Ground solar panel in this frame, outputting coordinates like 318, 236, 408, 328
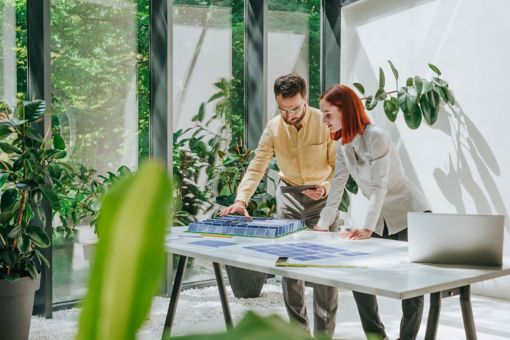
186, 215, 305, 238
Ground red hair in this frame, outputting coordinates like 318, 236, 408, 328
321, 85, 371, 144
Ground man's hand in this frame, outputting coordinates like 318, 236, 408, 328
348, 228, 373, 240
302, 185, 326, 201
219, 200, 250, 217
312, 225, 329, 232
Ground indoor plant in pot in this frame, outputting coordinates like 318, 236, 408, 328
0, 100, 65, 340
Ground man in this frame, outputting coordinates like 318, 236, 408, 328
219, 73, 338, 337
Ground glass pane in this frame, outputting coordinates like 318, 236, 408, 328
50, 0, 139, 304
172, 0, 243, 285
0, 0, 17, 105
267, 0, 320, 121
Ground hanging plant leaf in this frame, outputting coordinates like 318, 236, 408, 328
406, 77, 414, 87
338, 189, 350, 212
432, 77, 449, 87
420, 94, 438, 125
353, 82, 365, 95
378, 67, 385, 88
383, 98, 399, 122
365, 96, 378, 111
427, 90, 441, 112
428, 63, 442, 75
388, 60, 399, 82
403, 104, 422, 129
345, 175, 358, 194
397, 87, 417, 114
375, 88, 387, 101
414, 76, 424, 96
421, 79, 433, 94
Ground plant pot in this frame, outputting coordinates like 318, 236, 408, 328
225, 266, 266, 298
0, 274, 41, 340
52, 232, 77, 286
83, 242, 97, 262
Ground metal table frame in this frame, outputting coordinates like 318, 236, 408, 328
162, 255, 479, 340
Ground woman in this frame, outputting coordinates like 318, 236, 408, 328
314, 84, 430, 340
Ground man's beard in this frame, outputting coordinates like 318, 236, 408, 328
282, 109, 306, 127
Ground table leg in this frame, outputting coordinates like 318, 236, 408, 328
161, 255, 188, 340
425, 292, 442, 340
460, 285, 477, 340
213, 262, 234, 330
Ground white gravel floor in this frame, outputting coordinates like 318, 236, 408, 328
29, 277, 510, 340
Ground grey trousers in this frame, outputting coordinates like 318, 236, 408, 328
276, 181, 339, 337
353, 226, 424, 340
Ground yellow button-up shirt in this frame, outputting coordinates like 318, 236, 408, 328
236, 106, 336, 204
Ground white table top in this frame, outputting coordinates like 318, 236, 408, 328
166, 227, 510, 299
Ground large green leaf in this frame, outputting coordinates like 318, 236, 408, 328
397, 87, 417, 114
414, 76, 423, 97
53, 133, 66, 150
403, 105, 422, 129
38, 185, 60, 209
420, 94, 438, 125
383, 98, 399, 122
0, 117, 27, 127
428, 63, 442, 75
77, 161, 172, 340
23, 100, 46, 121
0, 142, 22, 154
388, 60, 399, 83
378, 67, 385, 88
0, 172, 9, 187
365, 96, 378, 111
1, 188, 18, 211
0, 126, 11, 140
375, 88, 387, 101
353, 82, 365, 95
27, 225, 51, 248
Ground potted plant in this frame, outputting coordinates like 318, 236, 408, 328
0, 100, 65, 340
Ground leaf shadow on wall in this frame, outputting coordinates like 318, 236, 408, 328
431, 102, 507, 218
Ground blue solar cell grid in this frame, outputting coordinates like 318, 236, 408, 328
186, 216, 305, 238
244, 242, 369, 261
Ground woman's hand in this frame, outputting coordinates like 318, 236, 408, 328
348, 228, 373, 240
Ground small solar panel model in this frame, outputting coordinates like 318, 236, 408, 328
186, 215, 306, 238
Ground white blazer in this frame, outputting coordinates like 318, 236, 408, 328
317, 124, 430, 235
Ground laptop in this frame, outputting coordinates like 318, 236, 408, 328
408, 212, 505, 267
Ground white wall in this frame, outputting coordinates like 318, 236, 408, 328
341, 0, 510, 299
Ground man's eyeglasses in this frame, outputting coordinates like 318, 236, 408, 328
278, 101, 305, 115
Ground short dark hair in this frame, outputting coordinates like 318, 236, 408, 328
273, 73, 307, 98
